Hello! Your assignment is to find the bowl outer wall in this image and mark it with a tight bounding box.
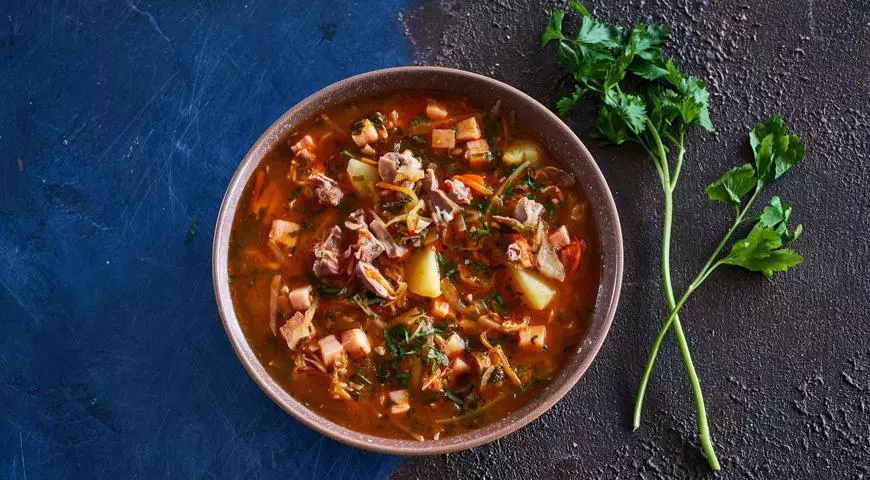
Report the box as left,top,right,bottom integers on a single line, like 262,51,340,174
212,66,623,455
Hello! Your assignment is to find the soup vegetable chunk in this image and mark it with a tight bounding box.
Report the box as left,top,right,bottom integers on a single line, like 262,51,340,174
228,92,600,441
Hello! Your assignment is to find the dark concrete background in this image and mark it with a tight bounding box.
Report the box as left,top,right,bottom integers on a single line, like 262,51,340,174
1,0,867,478
393,0,870,478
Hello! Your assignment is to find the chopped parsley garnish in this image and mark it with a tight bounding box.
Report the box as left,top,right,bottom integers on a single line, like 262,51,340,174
445,391,464,406
340,149,355,159
437,252,457,279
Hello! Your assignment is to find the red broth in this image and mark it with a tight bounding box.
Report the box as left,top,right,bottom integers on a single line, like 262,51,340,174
228,91,600,441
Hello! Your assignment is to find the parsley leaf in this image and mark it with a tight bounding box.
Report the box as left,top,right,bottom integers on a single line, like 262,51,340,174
706,163,757,205
720,223,803,278
750,114,805,186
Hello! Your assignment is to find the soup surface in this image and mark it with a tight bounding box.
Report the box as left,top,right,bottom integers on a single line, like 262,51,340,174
228,91,600,441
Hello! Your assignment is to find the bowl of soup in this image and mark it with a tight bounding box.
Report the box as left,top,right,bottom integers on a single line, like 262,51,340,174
213,66,623,454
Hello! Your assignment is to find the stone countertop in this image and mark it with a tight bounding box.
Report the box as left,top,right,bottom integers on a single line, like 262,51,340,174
1,1,867,479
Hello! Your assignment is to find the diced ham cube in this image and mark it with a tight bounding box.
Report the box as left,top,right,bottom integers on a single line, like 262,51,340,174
352,119,379,146
318,335,345,367
290,135,315,156
549,226,571,251
388,389,410,415
431,298,451,319
518,325,547,352
341,328,372,358
431,128,456,149
426,103,448,120
389,389,409,404
269,219,300,248
465,139,491,169
279,312,314,350
454,117,482,141
450,356,471,378
442,333,466,358
287,285,312,310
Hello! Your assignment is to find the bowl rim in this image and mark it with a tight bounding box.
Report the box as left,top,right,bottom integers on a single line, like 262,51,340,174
212,66,623,455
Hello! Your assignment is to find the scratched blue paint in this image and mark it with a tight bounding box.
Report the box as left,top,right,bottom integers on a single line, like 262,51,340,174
0,1,413,478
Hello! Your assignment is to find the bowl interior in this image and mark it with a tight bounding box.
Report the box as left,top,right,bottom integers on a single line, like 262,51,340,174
212,66,623,455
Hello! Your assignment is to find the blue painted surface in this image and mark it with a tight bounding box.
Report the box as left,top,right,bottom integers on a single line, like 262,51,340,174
0,1,411,478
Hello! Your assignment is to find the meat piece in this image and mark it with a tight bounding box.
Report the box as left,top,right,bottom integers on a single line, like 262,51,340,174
426,103,448,120
548,226,571,251
313,226,344,280
518,325,547,352
422,168,462,223
344,209,367,231
506,235,534,268
535,166,576,188
287,285,313,310
378,150,424,184
429,189,462,223
442,333,466,358
540,186,564,207
513,197,545,226
443,179,473,205
369,217,408,258
431,129,456,149
422,168,439,192
492,215,527,230
536,241,566,282
353,228,386,263
269,219,300,248
455,117,482,141
309,173,344,206
279,311,315,350
356,261,396,300
290,135,315,156
341,328,372,358
352,119,379,146
318,335,345,368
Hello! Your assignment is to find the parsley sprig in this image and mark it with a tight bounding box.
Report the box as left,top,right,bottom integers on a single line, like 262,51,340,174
544,3,805,471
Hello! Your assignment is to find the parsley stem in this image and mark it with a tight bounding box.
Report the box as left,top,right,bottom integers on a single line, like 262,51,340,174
643,125,720,470
634,180,764,471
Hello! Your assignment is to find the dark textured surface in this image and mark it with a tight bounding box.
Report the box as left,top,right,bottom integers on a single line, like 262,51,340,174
394,0,870,478
0,1,409,478
2,0,868,478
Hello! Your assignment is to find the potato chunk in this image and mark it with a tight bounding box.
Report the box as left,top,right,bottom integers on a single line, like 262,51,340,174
346,158,379,197
406,248,442,298
502,139,545,166
509,267,556,310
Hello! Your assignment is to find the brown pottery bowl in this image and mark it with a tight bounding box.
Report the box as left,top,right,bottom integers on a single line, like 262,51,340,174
212,66,623,455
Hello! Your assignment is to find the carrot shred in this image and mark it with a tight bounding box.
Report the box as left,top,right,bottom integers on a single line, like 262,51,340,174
376,181,419,206
452,174,493,195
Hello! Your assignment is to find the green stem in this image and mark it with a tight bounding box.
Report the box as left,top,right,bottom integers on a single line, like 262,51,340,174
642,121,721,470
633,187,761,426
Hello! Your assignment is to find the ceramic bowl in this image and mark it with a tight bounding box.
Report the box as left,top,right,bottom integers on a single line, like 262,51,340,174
212,66,623,455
